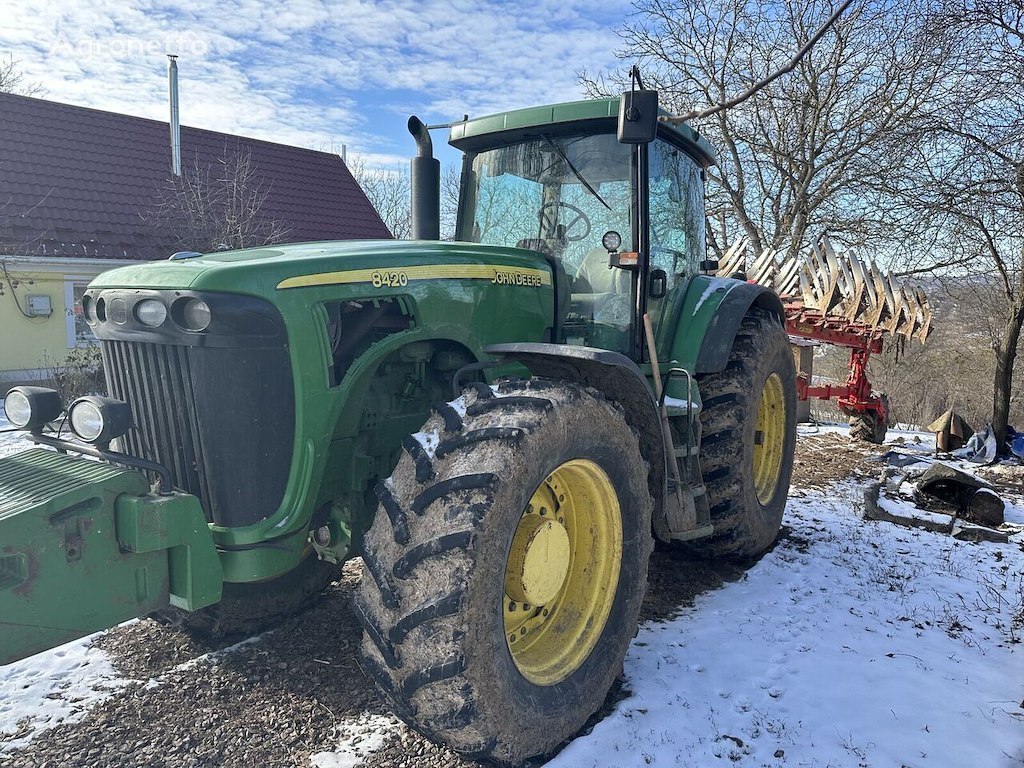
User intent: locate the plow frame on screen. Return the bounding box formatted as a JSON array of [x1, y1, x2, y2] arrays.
[[786, 305, 889, 423]]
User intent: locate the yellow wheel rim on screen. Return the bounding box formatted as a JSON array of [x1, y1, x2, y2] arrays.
[[503, 459, 622, 686], [752, 372, 786, 505]]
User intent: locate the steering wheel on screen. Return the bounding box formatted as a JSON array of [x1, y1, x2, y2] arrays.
[[539, 201, 591, 242]]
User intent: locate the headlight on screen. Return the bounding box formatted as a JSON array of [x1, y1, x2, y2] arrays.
[[68, 396, 133, 445], [3, 386, 62, 430], [179, 298, 211, 331], [82, 295, 96, 325], [135, 298, 168, 327], [108, 297, 129, 325]]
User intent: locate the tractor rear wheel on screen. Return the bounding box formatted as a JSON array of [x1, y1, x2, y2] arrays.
[[355, 378, 653, 765], [690, 308, 796, 559], [153, 553, 339, 638]]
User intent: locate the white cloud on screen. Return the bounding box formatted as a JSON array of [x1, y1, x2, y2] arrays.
[[0, 0, 631, 165]]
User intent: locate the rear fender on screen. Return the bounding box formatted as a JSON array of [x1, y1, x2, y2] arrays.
[[669, 276, 785, 374], [0, 449, 221, 665]]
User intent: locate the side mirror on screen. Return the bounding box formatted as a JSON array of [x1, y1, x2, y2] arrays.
[[617, 89, 659, 144]]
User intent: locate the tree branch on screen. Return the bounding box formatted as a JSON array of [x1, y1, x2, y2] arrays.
[[662, 0, 856, 124]]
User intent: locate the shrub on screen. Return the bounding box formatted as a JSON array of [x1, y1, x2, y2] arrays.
[[44, 345, 106, 403]]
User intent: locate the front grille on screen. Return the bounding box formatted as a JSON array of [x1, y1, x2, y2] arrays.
[[102, 340, 295, 527]]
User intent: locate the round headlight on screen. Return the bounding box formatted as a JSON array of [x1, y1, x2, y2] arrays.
[[3, 386, 62, 430], [109, 297, 129, 325], [4, 390, 32, 427], [602, 230, 622, 252], [135, 298, 168, 327], [82, 295, 96, 325], [68, 396, 132, 445], [181, 299, 211, 331], [69, 400, 104, 441]]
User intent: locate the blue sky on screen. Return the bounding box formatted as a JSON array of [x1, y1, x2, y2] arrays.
[[1, 0, 633, 170]]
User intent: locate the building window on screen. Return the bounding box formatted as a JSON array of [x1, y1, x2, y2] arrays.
[[65, 279, 96, 347]]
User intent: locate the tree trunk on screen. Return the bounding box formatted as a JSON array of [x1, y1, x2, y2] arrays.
[[991, 306, 1024, 454]]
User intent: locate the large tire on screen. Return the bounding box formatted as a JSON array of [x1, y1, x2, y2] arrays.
[[691, 308, 796, 559], [849, 393, 889, 444], [152, 553, 339, 638], [355, 378, 653, 765]]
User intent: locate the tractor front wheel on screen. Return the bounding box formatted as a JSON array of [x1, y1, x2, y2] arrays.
[[690, 308, 796, 559], [355, 378, 653, 765]]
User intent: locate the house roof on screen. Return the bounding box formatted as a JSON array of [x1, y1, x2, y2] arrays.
[[0, 92, 391, 261]]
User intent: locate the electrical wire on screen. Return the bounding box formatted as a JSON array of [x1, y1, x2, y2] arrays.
[[1, 259, 39, 320]]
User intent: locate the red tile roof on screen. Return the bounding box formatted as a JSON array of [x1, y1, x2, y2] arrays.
[[0, 92, 391, 260]]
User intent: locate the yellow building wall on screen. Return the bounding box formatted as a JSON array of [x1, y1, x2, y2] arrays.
[[0, 271, 71, 372], [0, 259, 126, 379]]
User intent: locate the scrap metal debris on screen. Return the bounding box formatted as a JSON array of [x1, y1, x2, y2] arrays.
[[863, 459, 1013, 544]]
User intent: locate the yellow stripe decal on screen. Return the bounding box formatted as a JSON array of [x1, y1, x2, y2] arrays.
[[276, 264, 551, 290]]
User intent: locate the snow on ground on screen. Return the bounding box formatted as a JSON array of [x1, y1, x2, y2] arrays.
[[550, 479, 1024, 767], [0, 627, 265, 752], [0, 632, 123, 751], [311, 713, 403, 768]]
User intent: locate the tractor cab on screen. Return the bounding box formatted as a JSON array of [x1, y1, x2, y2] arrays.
[[448, 98, 715, 356]]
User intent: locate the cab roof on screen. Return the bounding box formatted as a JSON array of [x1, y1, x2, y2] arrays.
[[447, 96, 717, 168]]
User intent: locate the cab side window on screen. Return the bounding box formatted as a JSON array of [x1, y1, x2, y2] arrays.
[[649, 140, 706, 291]]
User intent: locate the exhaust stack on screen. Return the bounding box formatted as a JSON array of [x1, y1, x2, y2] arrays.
[[168, 55, 181, 177], [408, 116, 440, 240]]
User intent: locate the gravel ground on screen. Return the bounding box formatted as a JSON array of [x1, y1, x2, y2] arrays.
[[4, 428, 1010, 768], [0, 547, 748, 768]]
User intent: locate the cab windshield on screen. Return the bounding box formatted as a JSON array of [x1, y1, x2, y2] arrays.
[[457, 132, 634, 273], [456, 131, 706, 353], [457, 132, 635, 348]]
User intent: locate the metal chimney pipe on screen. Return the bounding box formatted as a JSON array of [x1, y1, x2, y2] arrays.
[[168, 55, 181, 177]]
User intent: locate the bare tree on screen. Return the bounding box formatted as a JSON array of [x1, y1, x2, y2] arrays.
[[350, 156, 461, 240], [584, 0, 950, 261], [0, 54, 44, 96], [877, 0, 1024, 451], [349, 158, 413, 240], [151, 149, 290, 252]]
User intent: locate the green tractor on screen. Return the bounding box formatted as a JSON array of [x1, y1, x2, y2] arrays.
[[0, 90, 796, 764]]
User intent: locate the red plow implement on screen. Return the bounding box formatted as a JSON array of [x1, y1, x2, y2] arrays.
[[717, 237, 933, 442]]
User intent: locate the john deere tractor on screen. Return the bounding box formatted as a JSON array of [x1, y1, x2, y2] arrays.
[[0, 90, 796, 764]]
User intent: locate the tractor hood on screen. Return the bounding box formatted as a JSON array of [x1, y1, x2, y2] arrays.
[[90, 240, 550, 297]]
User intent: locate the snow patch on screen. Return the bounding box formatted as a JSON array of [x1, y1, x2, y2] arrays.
[[0, 632, 125, 751], [310, 712, 401, 768], [446, 395, 469, 418], [876, 492, 954, 528], [168, 634, 264, 676], [412, 430, 441, 459], [1004, 499, 1024, 525]]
